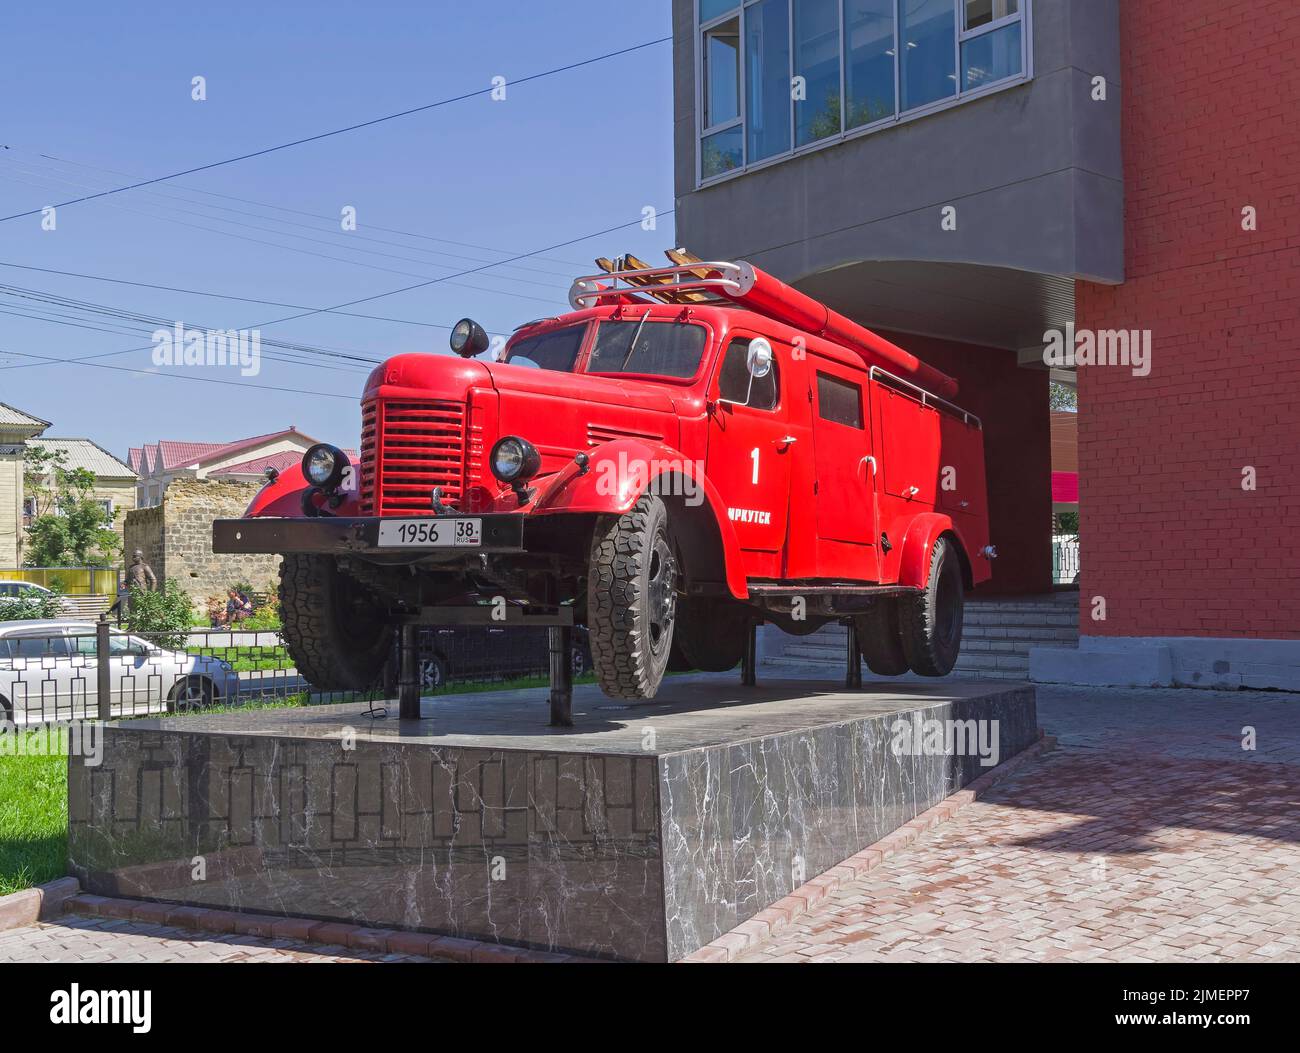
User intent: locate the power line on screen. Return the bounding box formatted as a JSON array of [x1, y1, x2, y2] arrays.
[[2, 149, 587, 276], [0, 36, 671, 224], [0, 346, 359, 399], [0, 259, 507, 333], [0, 162, 570, 307]]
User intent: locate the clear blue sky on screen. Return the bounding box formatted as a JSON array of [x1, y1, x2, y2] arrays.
[[0, 0, 675, 457]]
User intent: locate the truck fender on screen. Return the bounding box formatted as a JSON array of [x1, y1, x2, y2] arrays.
[[896, 513, 972, 590], [532, 438, 748, 599], [245, 463, 365, 518]]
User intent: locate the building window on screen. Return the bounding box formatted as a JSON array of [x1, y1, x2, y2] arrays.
[[22, 497, 35, 528], [697, 0, 1029, 184]]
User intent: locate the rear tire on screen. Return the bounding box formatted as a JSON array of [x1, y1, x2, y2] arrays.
[[279, 555, 392, 690], [675, 597, 748, 672], [168, 675, 216, 713], [899, 537, 965, 677], [587, 494, 678, 699], [855, 598, 909, 676]]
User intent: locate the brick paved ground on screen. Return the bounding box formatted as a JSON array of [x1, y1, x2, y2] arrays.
[[736, 684, 1300, 962], [2, 683, 1295, 963], [0, 913, 443, 962]]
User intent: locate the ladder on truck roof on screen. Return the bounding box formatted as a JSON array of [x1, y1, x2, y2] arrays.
[[569, 249, 965, 406], [570, 249, 752, 309]]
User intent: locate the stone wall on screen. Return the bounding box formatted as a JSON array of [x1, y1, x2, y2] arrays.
[[124, 479, 278, 606]]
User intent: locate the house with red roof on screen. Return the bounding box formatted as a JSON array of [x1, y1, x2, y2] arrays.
[[129, 428, 357, 508]]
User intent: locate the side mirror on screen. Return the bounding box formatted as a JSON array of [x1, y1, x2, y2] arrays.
[[450, 318, 490, 358], [746, 337, 774, 379]]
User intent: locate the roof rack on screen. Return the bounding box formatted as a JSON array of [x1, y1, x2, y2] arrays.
[[568, 258, 756, 309]]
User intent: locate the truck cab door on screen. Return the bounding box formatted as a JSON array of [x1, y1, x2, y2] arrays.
[[810, 360, 880, 581], [705, 336, 793, 568]]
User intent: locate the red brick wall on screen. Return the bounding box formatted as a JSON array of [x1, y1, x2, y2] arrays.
[[884, 330, 1053, 595], [1075, 0, 1300, 638]]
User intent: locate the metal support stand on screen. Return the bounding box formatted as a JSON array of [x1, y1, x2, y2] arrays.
[[96, 616, 112, 721], [741, 619, 757, 686], [398, 622, 421, 720], [548, 624, 573, 727], [845, 618, 862, 690]]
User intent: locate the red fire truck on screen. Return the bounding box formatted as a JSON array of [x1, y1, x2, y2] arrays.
[[213, 252, 993, 721]]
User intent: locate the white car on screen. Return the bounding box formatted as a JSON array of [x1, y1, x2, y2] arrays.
[[0, 580, 72, 612], [0, 619, 240, 724]]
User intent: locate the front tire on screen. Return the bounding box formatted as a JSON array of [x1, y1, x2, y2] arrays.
[[587, 494, 678, 699], [899, 536, 965, 676], [279, 554, 391, 690]]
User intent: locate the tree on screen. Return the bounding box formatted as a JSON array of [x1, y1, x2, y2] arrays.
[[1050, 382, 1077, 412], [22, 447, 120, 567]]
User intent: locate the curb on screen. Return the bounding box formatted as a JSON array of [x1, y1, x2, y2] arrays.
[[56, 895, 590, 963], [681, 730, 1058, 963], [0, 877, 81, 931]]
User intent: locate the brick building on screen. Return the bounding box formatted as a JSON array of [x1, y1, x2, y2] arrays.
[[672, 0, 1300, 688]]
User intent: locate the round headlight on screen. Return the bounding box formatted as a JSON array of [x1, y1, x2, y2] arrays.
[[450, 317, 490, 358], [490, 436, 541, 483], [303, 443, 348, 489]]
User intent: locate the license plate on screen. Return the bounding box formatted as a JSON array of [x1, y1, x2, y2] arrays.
[[377, 518, 482, 548]]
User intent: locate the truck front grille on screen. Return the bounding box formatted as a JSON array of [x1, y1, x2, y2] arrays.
[[360, 398, 466, 516]]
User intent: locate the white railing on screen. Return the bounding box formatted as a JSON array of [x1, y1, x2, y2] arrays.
[[1052, 535, 1080, 584]]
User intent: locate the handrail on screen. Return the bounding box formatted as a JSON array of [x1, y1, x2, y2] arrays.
[[869, 366, 982, 429]]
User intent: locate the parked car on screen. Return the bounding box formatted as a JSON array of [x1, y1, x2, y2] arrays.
[[0, 619, 240, 722], [418, 625, 592, 690], [0, 580, 71, 612]]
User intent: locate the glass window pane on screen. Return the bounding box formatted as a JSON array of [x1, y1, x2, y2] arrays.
[[701, 125, 743, 178], [746, 0, 792, 163], [962, 20, 1022, 89], [504, 325, 587, 372], [816, 373, 863, 428], [719, 339, 780, 409], [845, 0, 896, 129], [700, 0, 739, 22], [900, 0, 956, 111], [703, 17, 741, 128], [794, 0, 841, 146], [588, 322, 708, 379], [964, 0, 1018, 31]]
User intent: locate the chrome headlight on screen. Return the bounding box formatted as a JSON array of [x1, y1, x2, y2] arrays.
[[490, 436, 541, 483], [303, 443, 348, 489]]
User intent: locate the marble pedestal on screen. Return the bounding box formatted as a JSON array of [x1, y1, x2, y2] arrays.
[[68, 676, 1037, 961]]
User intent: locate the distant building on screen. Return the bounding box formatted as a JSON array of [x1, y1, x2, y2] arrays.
[[0, 403, 139, 566], [128, 427, 355, 508], [24, 437, 138, 543], [0, 402, 51, 567]]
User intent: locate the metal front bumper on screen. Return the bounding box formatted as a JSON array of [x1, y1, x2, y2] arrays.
[[211, 515, 526, 555]]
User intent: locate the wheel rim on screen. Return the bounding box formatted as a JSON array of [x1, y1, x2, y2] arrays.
[[570, 648, 586, 677], [176, 676, 210, 711], [646, 533, 677, 657]]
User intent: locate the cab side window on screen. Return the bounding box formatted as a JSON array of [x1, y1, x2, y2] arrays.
[[718, 338, 780, 411], [816, 372, 863, 428]]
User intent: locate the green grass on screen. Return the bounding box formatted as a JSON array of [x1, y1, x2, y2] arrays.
[[195, 645, 291, 672], [0, 730, 69, 895]]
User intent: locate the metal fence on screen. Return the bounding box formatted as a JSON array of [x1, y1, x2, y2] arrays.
[[1052, 534, 1080, 585], [0, 623, 588, 727], [0, 567, 119, 596]]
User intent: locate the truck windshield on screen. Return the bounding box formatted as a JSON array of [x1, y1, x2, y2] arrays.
[[587, 320, 706, 378], [503, 325, 586, 372]]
